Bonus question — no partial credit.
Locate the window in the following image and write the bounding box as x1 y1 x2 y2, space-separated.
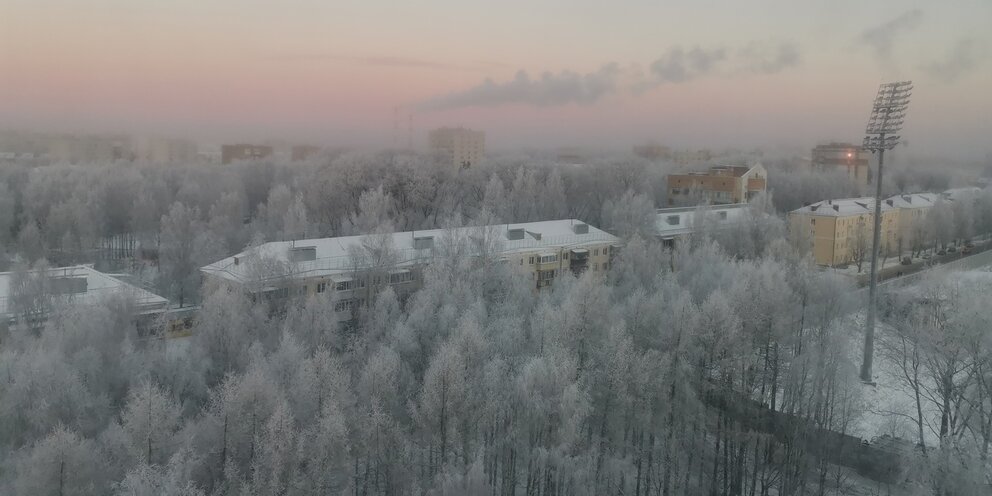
810 219 815 225
519 259 523 265
538 270 556 281
602 262 609 271
667 215 680 226
389 272 414 284
593 263 598 271
529 256 534 264
539 254 557 264
593 248 599 256
317 282 327 293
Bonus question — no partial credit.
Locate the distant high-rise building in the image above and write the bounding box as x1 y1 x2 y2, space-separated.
428 127 485 168
221 144 273 164
633 143 672 161
49 134 132 164
671 149 712 166
291 145 321 162
811 143 873 185
140 137 197 164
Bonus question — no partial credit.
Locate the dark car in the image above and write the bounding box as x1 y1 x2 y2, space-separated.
948 246 957 253
900 256 912 265
962 245 973 254
938 249 947 256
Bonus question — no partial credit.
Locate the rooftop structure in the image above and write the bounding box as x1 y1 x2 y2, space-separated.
792 197 896 217
941 187 983 202
0 265 169 323
884 192 938 210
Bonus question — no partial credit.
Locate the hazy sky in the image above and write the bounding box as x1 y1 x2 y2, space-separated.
2 0 990 157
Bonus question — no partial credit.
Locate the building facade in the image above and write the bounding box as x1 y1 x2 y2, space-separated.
789 198 899 267
140 137 198 164
885 193 937 254
429 127 485 168
811 143 873 185
667 164 767 206
201 220 619 321
221 144 274 164
654 203 753 248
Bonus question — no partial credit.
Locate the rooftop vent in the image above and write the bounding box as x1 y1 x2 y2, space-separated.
572 223 589 235
51 276 88 295
810 205 819 212
833 205 839 212
886 199 894 207
526 230 542 241
506 228 525 240
413 235 434 250
288 246 317 263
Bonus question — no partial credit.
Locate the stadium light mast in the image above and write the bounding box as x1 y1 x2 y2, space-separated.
860 81 912 384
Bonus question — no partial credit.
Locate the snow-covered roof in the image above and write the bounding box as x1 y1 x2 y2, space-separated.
941 187 983 202
885 192 938 210
654 203 751 238
201 219 619 284
0 265 169 318
791 197 895 217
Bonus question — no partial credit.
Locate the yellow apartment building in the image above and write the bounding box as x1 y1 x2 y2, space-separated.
884 193 937 253
789 198 899 267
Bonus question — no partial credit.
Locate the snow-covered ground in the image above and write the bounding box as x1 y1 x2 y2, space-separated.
846 264 992 447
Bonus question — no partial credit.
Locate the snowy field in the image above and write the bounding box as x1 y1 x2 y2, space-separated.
846 265 992 447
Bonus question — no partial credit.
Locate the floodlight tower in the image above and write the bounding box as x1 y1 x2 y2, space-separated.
860 81 912 384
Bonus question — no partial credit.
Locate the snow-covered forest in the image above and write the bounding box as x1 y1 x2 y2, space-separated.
1 154 992 495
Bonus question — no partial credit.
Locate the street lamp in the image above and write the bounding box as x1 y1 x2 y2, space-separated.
860 81 913 384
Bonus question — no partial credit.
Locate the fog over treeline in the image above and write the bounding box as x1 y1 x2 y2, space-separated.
1 152 992 495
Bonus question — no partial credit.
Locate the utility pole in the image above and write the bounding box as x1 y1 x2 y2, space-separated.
861 81 912 384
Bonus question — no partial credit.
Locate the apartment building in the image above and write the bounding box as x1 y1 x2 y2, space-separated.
811 143 873 185
291 145 321 162
885 193 937 252
667 164 767 206
429 127 485 168
654 203 752 248
138 137 198 164
221 144 274 164
633 143 672 161
671 149 712 167
201 220 619 320
789 198 899 267
0 265 169 328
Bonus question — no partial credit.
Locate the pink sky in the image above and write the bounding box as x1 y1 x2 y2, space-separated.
2 1 990 157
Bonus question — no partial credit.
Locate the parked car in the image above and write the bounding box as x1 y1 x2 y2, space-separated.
962 245 973 254
900 256 912 265
921 253 931 260
938 249 947 256
948 246 957 253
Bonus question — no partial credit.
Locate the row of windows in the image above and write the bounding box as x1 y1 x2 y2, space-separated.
521 247 612 265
